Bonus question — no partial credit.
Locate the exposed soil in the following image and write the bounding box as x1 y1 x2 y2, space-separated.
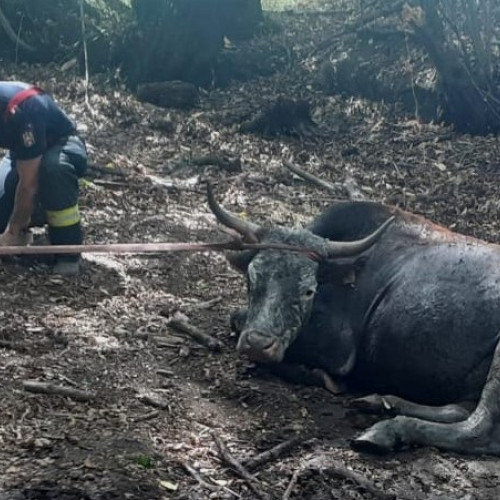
2 4 500 500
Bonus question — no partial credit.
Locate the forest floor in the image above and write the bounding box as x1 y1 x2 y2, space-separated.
1 3 500 500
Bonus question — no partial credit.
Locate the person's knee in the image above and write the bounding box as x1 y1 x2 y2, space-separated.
63 136 88 177
38 158 79 211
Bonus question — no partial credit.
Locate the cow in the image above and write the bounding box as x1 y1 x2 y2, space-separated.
207 169 500 457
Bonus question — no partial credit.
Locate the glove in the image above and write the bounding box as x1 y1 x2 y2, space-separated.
0 230 32 247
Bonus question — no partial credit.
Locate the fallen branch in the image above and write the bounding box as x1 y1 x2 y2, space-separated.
138 394 169 410
181 461 218 491
282 469 301 500
283 159 341 193
283 160 366 201
87 164 129 178
186 296 223 311
213 434 270 500
243 435 302 471
23 380 95 402
91 180 129 189
167 312 223 352
134 410 160 422
321 462 394 500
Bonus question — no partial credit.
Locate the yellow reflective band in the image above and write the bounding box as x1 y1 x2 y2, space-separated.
45 205 80 228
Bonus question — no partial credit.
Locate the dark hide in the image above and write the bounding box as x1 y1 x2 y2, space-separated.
228 199 500 456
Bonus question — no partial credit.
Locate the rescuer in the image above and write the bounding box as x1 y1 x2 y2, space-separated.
0 81 87 276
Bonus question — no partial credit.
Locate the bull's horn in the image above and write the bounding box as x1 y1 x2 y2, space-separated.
207 184 261 243
325 216 395 257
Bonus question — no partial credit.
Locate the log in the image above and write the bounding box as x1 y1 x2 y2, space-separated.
23 380 95 402
136 81 200 110
240 98 318 137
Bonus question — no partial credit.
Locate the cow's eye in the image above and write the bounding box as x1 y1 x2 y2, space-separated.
304 288 315 298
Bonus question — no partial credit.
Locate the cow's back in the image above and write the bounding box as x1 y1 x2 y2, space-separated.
309 201 396 241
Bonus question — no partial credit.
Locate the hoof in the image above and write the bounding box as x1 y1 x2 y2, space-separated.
312 368 345 394
352 420 401 454
350 394 391 413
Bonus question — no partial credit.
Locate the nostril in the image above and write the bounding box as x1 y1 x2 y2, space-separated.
243 330 275 351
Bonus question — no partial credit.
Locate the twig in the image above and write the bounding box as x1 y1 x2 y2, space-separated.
283 159 341 193
282 469 301 500
283 160 365 201
167 312 223 352
137 394 169 410
186 296 223 311
91 179 129 189
23 380 95 402
243 435 302 471
181 461 218 491
79 0 95 118
322 462 394 500
87 164 129 178
213 434 270 500
134 410 160 422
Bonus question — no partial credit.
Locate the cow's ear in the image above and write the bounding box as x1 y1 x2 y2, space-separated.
317 255 368 284
227 250 255 273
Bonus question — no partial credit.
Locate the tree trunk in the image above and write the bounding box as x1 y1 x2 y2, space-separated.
409 0 500 134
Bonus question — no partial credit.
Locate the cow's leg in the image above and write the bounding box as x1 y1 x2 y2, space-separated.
350 394 472 423
263 363 347 393
352 340 500 456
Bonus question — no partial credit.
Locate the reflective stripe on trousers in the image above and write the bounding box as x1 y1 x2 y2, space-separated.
45 204 80 228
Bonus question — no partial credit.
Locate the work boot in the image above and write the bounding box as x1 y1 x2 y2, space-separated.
48 221 83 277
53 258 80 276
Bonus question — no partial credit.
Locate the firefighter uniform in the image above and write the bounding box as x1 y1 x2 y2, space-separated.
0 81 87 274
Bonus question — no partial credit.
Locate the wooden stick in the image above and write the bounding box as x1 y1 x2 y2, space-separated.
134 410 160 422
213 434 270 500
181 462 218 491
243 435 302 471
283 159 340 193
138 394 169 410
323 462 394 500
0 239 322 259
282 469 300 500
0 241 229 256
167 312 223 352
23 380 95 402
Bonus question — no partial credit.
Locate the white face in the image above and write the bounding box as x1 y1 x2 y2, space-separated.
236 248 319 363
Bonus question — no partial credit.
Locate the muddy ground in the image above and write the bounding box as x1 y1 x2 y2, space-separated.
2 5 500 500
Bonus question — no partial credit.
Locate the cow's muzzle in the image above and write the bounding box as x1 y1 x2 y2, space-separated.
237 330 284 363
